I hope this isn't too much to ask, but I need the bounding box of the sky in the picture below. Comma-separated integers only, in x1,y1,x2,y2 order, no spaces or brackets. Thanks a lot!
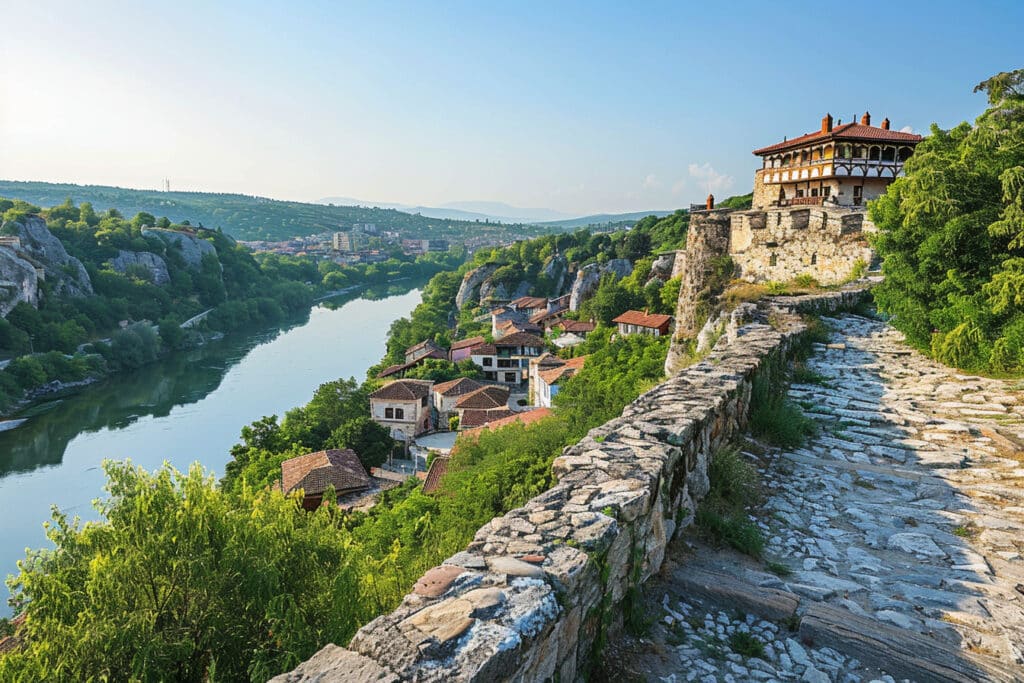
1,0,1020,216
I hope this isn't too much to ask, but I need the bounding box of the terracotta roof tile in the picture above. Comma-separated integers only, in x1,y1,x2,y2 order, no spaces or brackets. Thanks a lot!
422,456,450,494
472,343,497,356
465,407,553,432
432,377,484,397
459,408,516,428
753,121,923,155
537,355,587,385
510,296,548,310
612,310,673,329
370,379,433,400
559,320,596,334
494,331,546,348
455,385,510,410
280,449,370,497
450,336,486,351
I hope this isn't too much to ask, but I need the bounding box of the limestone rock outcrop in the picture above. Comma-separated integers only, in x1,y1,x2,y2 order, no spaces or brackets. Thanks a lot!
0,246,39,317
455,263,500,308
648,252,676,282
4,217,93,297
141,228,218,270
107,250,171,286
542,254,569,294
568,258,632,311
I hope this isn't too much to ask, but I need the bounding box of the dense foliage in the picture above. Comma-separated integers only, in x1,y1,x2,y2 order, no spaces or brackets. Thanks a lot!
872,70,1024,373
0,180,562,243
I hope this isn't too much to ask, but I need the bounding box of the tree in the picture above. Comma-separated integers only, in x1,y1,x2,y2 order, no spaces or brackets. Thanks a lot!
872,68,1024,372
1,460,369,683
327,416,394,469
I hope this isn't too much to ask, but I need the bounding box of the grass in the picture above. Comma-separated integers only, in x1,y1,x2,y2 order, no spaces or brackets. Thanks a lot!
749,373,817,449
765,559,792,577
791,362,830,386
953,521,981,539
852,476,877,490
695,448,766,558
728,631,765,658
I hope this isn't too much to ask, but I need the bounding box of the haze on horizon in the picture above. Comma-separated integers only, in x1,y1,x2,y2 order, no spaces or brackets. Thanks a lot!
0,0,1019,217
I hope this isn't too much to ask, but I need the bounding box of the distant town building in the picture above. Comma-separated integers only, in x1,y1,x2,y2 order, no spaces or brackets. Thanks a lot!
612,310,673,337
369,379,434,439
529,354,586,407
752,112,922,210
333,231,361,252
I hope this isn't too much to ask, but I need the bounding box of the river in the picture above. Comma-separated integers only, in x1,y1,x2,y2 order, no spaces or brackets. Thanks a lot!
0,286,423,617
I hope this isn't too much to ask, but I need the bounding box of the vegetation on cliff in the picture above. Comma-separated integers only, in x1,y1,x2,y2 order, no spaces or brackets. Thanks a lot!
872,69,1024,374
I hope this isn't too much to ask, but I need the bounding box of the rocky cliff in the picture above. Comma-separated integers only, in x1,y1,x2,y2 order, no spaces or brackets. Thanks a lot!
107,250,171,286
568,258,632,311
5,216,93,297
455,263,501,309
0,246,39,317
141,228,218,270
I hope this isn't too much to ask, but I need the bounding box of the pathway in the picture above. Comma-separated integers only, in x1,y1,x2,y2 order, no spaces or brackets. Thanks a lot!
607,313,1024,682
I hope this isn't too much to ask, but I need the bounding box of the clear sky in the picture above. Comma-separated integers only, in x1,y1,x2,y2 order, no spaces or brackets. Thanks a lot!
1,0,1020,215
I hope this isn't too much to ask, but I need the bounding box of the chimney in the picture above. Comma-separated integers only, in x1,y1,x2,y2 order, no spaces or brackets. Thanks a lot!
881,117,890,130
821,113,833,133
861,111,871,126
706,193,714,210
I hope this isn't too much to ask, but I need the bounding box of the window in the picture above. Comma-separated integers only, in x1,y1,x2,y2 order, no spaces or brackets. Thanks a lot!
811,254,817,265
483,357,493,366
504,372,518,383
421,396,427,407
823,186,831,197
394,408,404,420
385,407,394,419
770,253,778,267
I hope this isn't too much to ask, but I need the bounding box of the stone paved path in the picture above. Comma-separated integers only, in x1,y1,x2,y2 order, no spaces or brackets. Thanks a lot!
606,314,1024,682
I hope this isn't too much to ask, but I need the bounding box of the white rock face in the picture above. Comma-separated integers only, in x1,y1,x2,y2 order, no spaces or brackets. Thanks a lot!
6,216,93,296
108,250,171,286
455,263,500,308
141,228,217,270
568,258,633,311
0,246,39,317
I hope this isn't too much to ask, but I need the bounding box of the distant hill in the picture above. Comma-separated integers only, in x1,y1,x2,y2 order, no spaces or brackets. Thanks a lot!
538,210,674,230
0,181,561,243
318,197,571,224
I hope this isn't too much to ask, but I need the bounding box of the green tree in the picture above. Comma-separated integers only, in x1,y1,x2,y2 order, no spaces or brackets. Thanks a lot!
327,416,394,469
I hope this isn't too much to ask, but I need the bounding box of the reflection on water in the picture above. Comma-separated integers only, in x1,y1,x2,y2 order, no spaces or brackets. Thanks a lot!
0,283,423,616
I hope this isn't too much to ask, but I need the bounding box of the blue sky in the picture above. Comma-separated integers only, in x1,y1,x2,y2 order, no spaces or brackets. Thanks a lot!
1,0,1019,215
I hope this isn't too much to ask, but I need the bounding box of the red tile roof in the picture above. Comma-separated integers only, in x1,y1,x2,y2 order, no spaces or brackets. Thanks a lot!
612,310,673,329
459,408,517,428
753,122,923,156
280,449,370,498
558,320,596,334
538,355,586,385
466,407,553,432
455,385,510,410
510,296,548,310
450,335,486,351
471,343,498,356
494,331,546,348
432,377,484,397
377,351,446,378
406,339,445,358
370,379,433,401
422,456,450,494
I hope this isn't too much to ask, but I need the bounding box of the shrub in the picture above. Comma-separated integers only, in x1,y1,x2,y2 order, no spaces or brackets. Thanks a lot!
748,371,816,449
792,273,819,289
696,448,765,558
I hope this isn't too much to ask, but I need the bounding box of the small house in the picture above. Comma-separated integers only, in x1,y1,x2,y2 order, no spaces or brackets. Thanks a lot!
612,310,673,337
369,379,434,438
279,449,371,510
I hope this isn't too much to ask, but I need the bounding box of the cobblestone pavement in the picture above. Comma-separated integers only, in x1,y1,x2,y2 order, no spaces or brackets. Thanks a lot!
608,314,1024,682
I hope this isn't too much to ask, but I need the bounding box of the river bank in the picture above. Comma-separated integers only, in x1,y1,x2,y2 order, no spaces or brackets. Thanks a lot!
0,287,425,617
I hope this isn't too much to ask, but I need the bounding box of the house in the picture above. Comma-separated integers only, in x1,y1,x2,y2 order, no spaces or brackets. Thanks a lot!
405,339,447,364
278,449,371,510
454,384,511,428
751,112,922,210
377,340,448,379
470,331,547,384
529,354,586,407
495,318,542,338
431,377,484,427
369,379,434,439
553,319,597,337
612,310,673,337
449,335,486,362
509,295,549,318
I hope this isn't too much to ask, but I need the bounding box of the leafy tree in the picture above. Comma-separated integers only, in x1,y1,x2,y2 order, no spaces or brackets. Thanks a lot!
872,69,1024,372
327,416,394,469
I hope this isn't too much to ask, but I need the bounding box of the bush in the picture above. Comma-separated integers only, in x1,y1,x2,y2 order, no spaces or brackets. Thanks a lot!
696,448,764,558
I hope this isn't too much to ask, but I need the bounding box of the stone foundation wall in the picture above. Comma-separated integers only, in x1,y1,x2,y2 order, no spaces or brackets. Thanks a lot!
272,289,870,683
730,206,874,285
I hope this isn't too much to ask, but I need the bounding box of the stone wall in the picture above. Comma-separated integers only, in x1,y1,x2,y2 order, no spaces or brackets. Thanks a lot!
271,289,870,683
730,206,874,285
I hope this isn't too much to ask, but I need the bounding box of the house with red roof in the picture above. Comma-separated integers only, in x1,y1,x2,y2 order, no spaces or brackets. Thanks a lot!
278,449,371,510
528,353,586,407
431,377,484,427
449,335,486,362
612,310,673,337
369,379,434,438
470,331,547,385
751,112,922,210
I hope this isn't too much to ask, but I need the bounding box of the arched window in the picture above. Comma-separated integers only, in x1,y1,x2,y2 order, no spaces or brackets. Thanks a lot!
898,147,913,162
881,146,895,162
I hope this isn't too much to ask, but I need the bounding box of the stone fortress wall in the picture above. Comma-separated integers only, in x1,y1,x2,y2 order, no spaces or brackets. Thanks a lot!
273,288,869,683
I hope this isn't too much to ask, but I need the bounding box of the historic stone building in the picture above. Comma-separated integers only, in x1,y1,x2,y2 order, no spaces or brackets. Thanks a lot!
752,112,922,210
